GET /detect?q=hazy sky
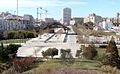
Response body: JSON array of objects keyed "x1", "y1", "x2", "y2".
[{"x1": 0, "y1": 0, "x2": 120, "y2": 20}]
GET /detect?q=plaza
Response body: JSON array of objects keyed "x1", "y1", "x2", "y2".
[{"x1": 17, "y1": 26, "x2": 80, "y2": 58}]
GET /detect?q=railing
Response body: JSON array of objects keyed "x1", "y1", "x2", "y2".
[
  {"x1": 44, "y1": 33, "x2": 56, "y2": 43},
  {"x1": 63, "y1": 30, "x2": 68, "y2": 43}
]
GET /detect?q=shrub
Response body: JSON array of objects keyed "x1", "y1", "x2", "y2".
[
  {"x1": 75, "y1": 50, "x2": 82, "y2": 58},
  {"x1": 0, "y1": 44, "x2": 21, "y2": 63},
  {"x1": 12, "y1": 57, "x2": 35, "y2": 73},
  {"x1": 81, "y1": 45, "x2": 86, "y2": 50},
  {"x1": 83, "y1": 44, "x2": 97, "y2": 60},
  {"x1": 3, "y1": 30, "x2": 38, "y2": 39},
  {"x1": 42, "y1": 51, "x2": 47, "y2": 58},
  {"x1": 7, "y1": 31, "x2": 16, "y2": 39},
  {"x1": 101, "y1": 65, "x2": 117, "y2": 73},
  {"x1": 26, "y1": 32, "x2": 36, "y2": 38},
  {"x1": 99, "y1": 45, "x2": 107, "y2": 48},
  {"x1": 43, "y1": 48, "x2": 58, "y2": 59},
  {"x1": 60, "y1": 49, "x2": 75, "y2": 65}
]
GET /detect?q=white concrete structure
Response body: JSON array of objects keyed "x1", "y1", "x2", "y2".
[
  {"x1": 62, "y1": 8, "x2": 71, "y2": 25},
  {"x1": 99, "y1": 20, "x2": 113, "y2": 30},
  {"x1": 84, "y1": 13, "x2": 103, "y2": 24},
  {"x1": 17, "y1": 26, "x2": 80, "y2": 58}
]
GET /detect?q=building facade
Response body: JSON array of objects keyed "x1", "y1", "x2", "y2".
[
  {"x1": 45, "y1": 18, "x2": 55, "y2": 23},
  {"x1": 84, "y1": 13, "x2": 103, "y2": 24},
  {"x1": 98, "y1": 19, "x2": 113, "y2": 30},
  {"x1": 0, "y1": 12, "x2": 35, "y2": 32},
  {"x1": 62, "y1": 8, "x2": 71, "y2": 25},
  {"x1": 23, "y1": 14, "x2": 35, "y2": 25},
  {"x1": 70, "y1": 17, "x2": 84, "y2": 25}
]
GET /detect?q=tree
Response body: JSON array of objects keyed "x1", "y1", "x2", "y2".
[
  {"x1": 0, "y1": 42, "x2": 9, "y2": 62},
  {"x1": 7, "y1": 31, "x2": 16, "y2": 39},
  {"x1": 83, "y1": 22, "x2": 94, "y2": 30},
  {"x1": 13, "y1": 57, "x2": 35, "y2": 73},
  {"x1": 0, "y1": 33, "x2": 4, "y2": 40},
  {"x1": 6, "y1": 44, "x2": 21, "y2": 54},
  {"x1": 60, "y1": 49, "x2": 75, "y2": 65},
  {"x1": 0, "y1": 44, "x2": 21, "y2": 63},
  {"x1": 26, "y1": 32, "x2": 36, "y2": 38},
  {"x1": 102, "y1": 37, "x2": 120, "y2": 68},
  {"x1": 42, "y1": 51, "x2": 47, "y2": 58},
  {"x1": 76, "y1": 50, "x2": 82, "y2": 58},
  {"x1": 83, "y1": 44, "x2": 97, "y2": 60},
  {"x1": 17, "y1": 31, "x2": 25, "y2": 39},
  {"x1": 44, "y1": 48, "x2": 58, "y2": 59},
  {"x1": 106, "y1": 37, "x2": 119, "y2": 57}
]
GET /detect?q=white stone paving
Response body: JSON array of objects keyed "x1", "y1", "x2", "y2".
[{"x1": 17, "y1": 26, "x2": 80, "y2": 58}]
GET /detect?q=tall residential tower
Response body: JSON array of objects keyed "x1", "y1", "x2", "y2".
[{"x1": 62, "y1": 8, "x2": 71, "y2": 25}]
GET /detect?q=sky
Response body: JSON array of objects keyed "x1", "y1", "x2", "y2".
[{"x1": 0, "y1": 0, "x2": 120, "y2": 20}]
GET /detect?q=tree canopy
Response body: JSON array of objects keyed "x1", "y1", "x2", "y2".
[{"x1": 102, "y1": 37, "x2": 120, "y2": 68}]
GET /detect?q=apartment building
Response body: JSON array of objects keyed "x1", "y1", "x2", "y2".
[
  {"x1": 0, "y1": 12, "x2": 35, "y2": 32},
  {"x1": 62, "y1": 8, "x2": 71, "y2": 25},
  {"x1": 84, "y1": 13, "x2": 103, "y2": 24}
]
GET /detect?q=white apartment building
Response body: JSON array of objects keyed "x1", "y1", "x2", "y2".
[
  {"x1": 95, "y1": 19, "x2": 113, "y2": 30},
  {"x1": 62, "y1": 8, "x2": 71, "y2": 25},
  {"x1": 110, "y1": 17, "x2": 120, "y2": 24},
  {"x1": 84, "y1": 13, "x2": 103, "y2": 24},
  {"x1": 0, "y1": 19, "x2": 26, "y2": 31},
  {"x1": 0, "y1": 12, "x2": 35, "y2": 31}
]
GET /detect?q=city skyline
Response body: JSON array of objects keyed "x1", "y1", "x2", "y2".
[{"x1": 0, "y1": 0, "x2": 120, "y2": 19}]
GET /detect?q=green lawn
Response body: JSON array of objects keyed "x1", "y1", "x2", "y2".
[
  {"x1": 34, "y1": 48, "x2": 104, "y2": 72},
  {"x1": 3, "y1": 48, "x2": 120, "y2": 74},
  {"x1": 0, "y1": 39, "x2": 30, "y2": 44},
  {"x1": 33, "y1": 48, "x2": 120, "y2": 73},
  {"x1": 26, "y1": 58, "x2": 120, "y2": 74}
]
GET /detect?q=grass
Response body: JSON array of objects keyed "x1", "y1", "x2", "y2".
[
  {"x1": 73, "y1": 25, "x2": 116, "y2": 36},
  {"x1": 3, "y1": 48, "x2": 120, "y2": 74},
  {"x1": 23, "y1": 59, "x2": 110, "y2": 74},
  {"x1": 0, "y1": 39, "x2": 30, "y2": 44},
  {"x1": 71, "y1": 59, "x2": 102, "y2": 71},
  {"x1": 27, "y1": 48, "x2": 120, "y2": 73},
  {"x1": 22, "y1": 59, "x2": 100, "y2": 74}
]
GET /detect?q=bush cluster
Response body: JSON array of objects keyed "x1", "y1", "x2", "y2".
[
  {"x1": 42, "y1": 48, "x2": 58, "y2": 59},
  {"x1": 82, "y1": 44, "x2": 97, "y2": 60},
  {"x1": 0, "y1": 43, "x2": 21, "y2": 63},
  {"x1": 60, "y1": 49, "x2": 75, "y2": 65},
  {"x1": 0, "y1": 30, "x2": 37, "y2": 40},
  {"x1": 12, "y1": 57, "x2": 35, "y2": 73}
]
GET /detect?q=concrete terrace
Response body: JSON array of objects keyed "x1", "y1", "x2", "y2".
[{"x1": 17, "y1": 26, "x2": 80, "y2": 58}]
